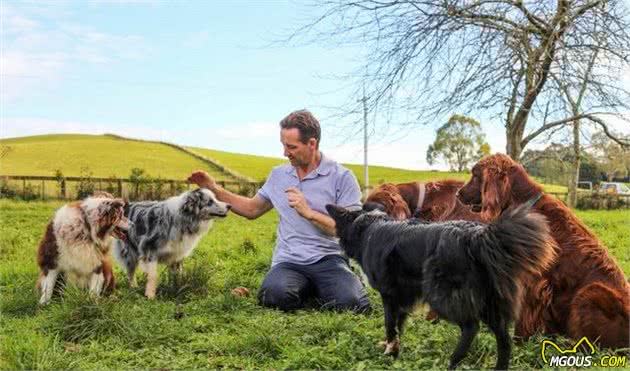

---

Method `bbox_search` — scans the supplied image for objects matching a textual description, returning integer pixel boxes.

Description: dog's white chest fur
[158,220,213,265]
[54,206,108,280]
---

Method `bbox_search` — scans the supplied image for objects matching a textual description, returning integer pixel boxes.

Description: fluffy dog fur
[364,180,482,322]
[458,153,630,349]
[37,196,129,304]
[364,180,480,222]
[114,188,230,299]
[327,204,557,370]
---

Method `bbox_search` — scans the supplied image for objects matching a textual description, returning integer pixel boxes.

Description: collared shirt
[257,153,362,266]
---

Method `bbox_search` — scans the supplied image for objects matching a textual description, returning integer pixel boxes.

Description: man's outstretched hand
[187,170,216,190]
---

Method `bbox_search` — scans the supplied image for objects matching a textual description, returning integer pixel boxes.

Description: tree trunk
[567,119,581,208]
[506,126,523,160]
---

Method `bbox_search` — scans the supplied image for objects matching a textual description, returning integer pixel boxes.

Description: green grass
[3,134,569,194]
[1,200,627,370]
[0,134,228,180]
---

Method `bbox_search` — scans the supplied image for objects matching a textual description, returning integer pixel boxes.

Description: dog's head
[327,204,385,258]
[458,154,541,221]
[182,188,231,220]
[364,184,411,220]
[83,196,130,242]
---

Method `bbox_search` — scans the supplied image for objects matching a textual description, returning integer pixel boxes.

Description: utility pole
[360,85,369,197]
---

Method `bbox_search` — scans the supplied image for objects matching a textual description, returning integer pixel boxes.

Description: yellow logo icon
[541,337,627,368]
[541,337,596,364]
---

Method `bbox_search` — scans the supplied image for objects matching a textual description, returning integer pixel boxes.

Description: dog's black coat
[326,204,556,370]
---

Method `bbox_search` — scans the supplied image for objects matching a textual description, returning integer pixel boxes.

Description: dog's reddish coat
[366,180,481,222]
[458,154,630,348]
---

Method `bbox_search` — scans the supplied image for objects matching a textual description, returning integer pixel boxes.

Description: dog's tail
[479,204,558,312]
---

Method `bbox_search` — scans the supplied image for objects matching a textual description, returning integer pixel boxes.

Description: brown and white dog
[36,194,129,304]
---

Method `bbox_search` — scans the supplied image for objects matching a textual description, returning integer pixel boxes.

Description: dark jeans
[258,254,371,313]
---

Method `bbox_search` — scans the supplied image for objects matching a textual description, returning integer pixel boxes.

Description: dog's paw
[425,309,440,324]
[383,339,400,357]
[231,287,250,297]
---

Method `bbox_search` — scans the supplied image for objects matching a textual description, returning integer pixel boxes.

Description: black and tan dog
[326,204,557,370]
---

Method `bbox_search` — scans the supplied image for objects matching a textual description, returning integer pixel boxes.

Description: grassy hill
[1,134,568,193]
[187,146,470,186]
[1,134,472,185]
[187,146,568,192]
[0,134,230,181]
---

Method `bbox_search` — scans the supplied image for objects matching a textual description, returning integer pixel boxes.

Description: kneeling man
[188,109,370,313]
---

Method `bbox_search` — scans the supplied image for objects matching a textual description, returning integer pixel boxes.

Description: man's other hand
[285,187,313,219]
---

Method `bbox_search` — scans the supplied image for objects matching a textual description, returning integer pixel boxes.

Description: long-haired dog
[363,180,482,322]
[326,203,557,370]
[458,153,630,349]
[364,180,480,222]
[37,195,129,304]
[114,188,230,299]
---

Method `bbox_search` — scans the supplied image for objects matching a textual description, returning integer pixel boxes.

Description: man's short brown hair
[279,109,321,148]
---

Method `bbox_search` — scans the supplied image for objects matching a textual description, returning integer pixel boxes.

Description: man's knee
[258,280,304,311]
[325,291,372,313]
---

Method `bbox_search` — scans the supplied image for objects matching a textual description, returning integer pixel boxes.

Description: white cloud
[0,2,150,103]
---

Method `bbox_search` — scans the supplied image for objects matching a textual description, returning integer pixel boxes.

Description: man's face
[281,128,317,167]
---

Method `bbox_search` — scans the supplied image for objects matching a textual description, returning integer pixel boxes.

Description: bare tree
[292,0,630,159]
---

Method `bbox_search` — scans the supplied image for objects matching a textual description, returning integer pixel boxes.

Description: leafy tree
[522,144,604,185]
[591,132,630,181]
[426,115,490,172]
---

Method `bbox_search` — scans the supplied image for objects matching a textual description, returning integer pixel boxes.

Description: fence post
[61,178,67,199]
[23,179,26,198]
[117,179,123,197]
[42,180,45,200]
[170,181,175,196]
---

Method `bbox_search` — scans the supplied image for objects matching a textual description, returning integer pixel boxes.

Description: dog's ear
[326,204,347,220]
[182,189,203,215]
[480,167,511,221]
[98,198,124,213]
[111,198,125,209]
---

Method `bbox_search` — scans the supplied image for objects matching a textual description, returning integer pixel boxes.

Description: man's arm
[285,187,336,236]
[188,170,272,220]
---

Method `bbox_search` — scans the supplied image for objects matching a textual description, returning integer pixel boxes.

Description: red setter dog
[365,180,481,222]
[458,153,630,348]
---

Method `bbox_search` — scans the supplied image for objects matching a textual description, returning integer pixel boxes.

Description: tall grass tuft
[40,287,131,342]
[157,262,214,301]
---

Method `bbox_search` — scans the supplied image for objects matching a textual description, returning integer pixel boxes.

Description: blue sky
[1,0,628,170]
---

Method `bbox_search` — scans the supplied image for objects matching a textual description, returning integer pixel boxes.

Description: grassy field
[0,135,228,180]
[2,134,571,196]
[1,200,627,370]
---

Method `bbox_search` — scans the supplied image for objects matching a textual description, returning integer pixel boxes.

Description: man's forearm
[205,184,263,220]
[305,210,337,237]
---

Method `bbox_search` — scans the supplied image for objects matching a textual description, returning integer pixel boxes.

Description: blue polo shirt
[257,153,362,266]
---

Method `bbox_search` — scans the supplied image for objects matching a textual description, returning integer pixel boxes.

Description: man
[188,109,370,313]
